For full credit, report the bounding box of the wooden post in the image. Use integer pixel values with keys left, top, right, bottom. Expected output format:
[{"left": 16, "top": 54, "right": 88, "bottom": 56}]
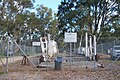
[{"left": 21, "top": 55, "right": 30, "bottom": 65}]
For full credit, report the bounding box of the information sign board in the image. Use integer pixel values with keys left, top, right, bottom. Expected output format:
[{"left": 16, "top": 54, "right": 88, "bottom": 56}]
[
  {"left": 32, "top": 42, "right": 40, "bottom": 46},
  {"left": 64, "top": 32, "right": 77, "bottom": 42}
]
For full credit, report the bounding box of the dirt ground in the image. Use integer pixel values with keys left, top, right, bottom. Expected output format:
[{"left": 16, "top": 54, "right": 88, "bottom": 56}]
[{"left": 0, "top": 54, "right": 120, "bottom": 80}]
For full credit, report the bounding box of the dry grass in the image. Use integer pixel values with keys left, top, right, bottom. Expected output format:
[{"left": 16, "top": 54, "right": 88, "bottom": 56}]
[{"left": 0, "top": 54, "right": 120, "bottom": 80}]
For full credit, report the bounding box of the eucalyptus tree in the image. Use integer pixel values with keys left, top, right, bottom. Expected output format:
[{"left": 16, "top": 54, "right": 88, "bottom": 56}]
[
  {"left": 57, "top": 0, "right": 120, "bottom": 39},
  {"left": 35, "top": 5, "right": 55, "bottom": 37},
  {"left": 0, "top": 0, "right": 34, "bottom": 39},
  {"left": 47, "top": 13, "right": 59, "bottom": 40}
]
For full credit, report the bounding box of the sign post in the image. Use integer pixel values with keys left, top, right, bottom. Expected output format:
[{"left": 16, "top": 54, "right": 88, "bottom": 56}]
[
  {"left": 93, "top": 35, "right": 96, "bottom": 69},
  {"left": 64, "top": 32, "right": 77, "bottom": 69}
]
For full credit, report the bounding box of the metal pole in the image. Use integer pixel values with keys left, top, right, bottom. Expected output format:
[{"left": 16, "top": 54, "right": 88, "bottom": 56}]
[
  {"left": 13, "top": 40, "right": 36, "bottom": 68},
  {"left": 12, "top": 41, "right": 15, "bottom": 69},
  {"left": 89, "top": 36, "right": 92, "bottom": 60},
  {"left": 74, "top": 43, "right": 75, "bottom": 54},
  {"left": 85, "top": 32, "right": 88, "bottom": 57},
  {"left": 85, "top": 32, "right": 88, "bottom": 68},
  {"left": 46, "top": 43, "right": 48, "bottom": 71},
  {"left": 6, "top": 37, "right": 9, "bottom": 72},
  {"left": 70, "top": 42, "right": 72, "bottom": 69},
  {"left": 46, "top": 34, "right": 50, "bottom": 71},
  {"left": 93, "top": 35, "right": 96, "bottom": 69}
]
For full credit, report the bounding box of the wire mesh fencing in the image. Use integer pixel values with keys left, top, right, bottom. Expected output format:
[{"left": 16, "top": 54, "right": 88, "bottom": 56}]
[
  {"left": 0, "top": 37, "right": 120, "bottom": 72},
  {"left": 96, "top": 40, "right": 120, "bottom": 54}
]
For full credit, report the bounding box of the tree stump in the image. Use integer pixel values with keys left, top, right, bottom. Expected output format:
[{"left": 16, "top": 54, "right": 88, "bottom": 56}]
[{"left": 21, "top": 55, "right": 30, "bottom": 65}]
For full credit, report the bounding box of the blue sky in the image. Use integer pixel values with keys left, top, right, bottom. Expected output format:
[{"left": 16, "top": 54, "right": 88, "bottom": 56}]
[{"left": 34, "top": 0, "right": 61, "bottom": 12}]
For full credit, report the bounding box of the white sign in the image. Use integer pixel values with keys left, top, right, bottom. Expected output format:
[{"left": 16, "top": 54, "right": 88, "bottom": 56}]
[
  {"left": 64, "top": 32, "right": 77, "bottom": 42},
  {"left": 32, "top": 42, "right": 41, "bottom": 46}
]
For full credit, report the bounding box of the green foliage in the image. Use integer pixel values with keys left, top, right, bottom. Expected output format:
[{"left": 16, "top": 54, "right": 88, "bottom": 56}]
[
  {"left": 0, "top": 0, "right": 33, "bottom": 37},
  {"left": 35, "top": 5, "right": 57, "bottom": 37},
  {"left": 57, "top": 0, "right": 120, "bottom": 38},
  {"left": 0, "top": 0, "right": 61, "bottom": 51}
]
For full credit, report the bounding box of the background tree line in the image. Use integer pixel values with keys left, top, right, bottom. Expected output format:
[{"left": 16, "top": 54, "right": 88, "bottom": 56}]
[
  {"left": 0, "top": 0, "right": 59, "bottom": 44},
  {"left": 57, "top": 0, "right": 120, "bottom": 45},
  {"left": 0, "top": 0, "right": 119, "bottom": 47}
]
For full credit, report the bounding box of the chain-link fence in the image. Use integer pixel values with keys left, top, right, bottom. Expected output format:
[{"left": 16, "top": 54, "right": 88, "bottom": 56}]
[
  {"left": 0, "top": 36, "right": 120, "bottom": 72},
  {"left": 0, "top": 39, "right": 42, "bottom": 72},
  {"left": 96, "top": 40, "right": 120, "bottom": 55},
  {"left": 0, "top": 41, "right": 42, "bottom": 56},
  {"left": 16, "top": 45, "right": 41, "bottom": 56}
]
